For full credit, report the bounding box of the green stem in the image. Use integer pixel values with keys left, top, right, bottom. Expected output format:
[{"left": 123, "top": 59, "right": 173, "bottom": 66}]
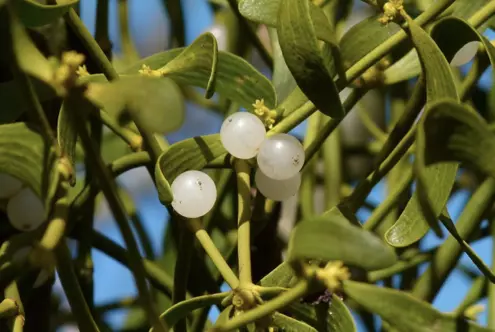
[
  {"left": 323, "top": 127, "right": 342, "bottom": 209},
  {"left": 188, "top": 219, "right": 239, "bottom": 289},
  {"left": 467, "top": 0, "right": 495, "bottom": 27},
  {"left": 454, "top": 276, "right": 487, "bottom": 316},
  {"left": 300, "top": 112, "right": 321, "bottom": 219},
  {"left": 234, "top": 159, "right": 253, "bottom": 287},
  {"left": 71, "top": 92, "right": 166, "bottom": 332},
  {"left": 488, "top": 219, "right": 495, "bottom": 328},
  {"left": 55, "top": 242, "right": 99, "bottom": 332},
  {"left": 86, "top": 230, "right": 174, "bottom": 297},
  {"left": 226, "top": 0, "right": 273, "bottom": 68},
  {"left": 172, "top": 227, "right": 194, "bottom": 332},
  {"left": 363, "top": 166, "right": 413, "bottom": 231},
  {"left": 212, "top": 279, "right": 312, "bottom": 332},
  {"left": 39, "top": 182, "right": 70, "bottom": 250},
  {"left": 98, "top": 110, "right": 143, "bottom": 151},
  {"left": 337, "top": 0, "right": 455, "bottom": 88},
  {"left": 0, "top": 299, "right": 17, "bottom": 318},
  {"left": 118, "top": 0, "right": 140, "bottom": 62},
  {"left": 95, "top": 0, "right": 111, "bottom": 59},
  {"left": 412, "top": 178, "right": 495, "bottom": 302},
  {"left": 4, "top": 282, "right": 24, "bottom": 332}
]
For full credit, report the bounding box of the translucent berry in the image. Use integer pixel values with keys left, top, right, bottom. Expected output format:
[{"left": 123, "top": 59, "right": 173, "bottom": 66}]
[
  {"left": 257, "top": 133, "right": 305, "bottom": 180},
  {"left": 450, "top": 41, "right": 479, "bottom": 67},
  {"left": 0, "top": 173, "right": 23, "bottom": 199},
  {"left": 220, "top": 112, "right": 266, "bottom": 159},
  {"left": 7, "top": 188, "right": 46, "bottom": 231},
  {"left": 255, "top": 168, "right": 301, "bottom": 201},
  {"left": 171, "top": 170, "right": 217, "bottom": 218}
]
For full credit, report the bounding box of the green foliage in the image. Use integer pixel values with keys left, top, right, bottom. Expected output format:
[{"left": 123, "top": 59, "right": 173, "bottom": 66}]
[{"left": 2, "top": 0, "right": 495, "bottom": 331}]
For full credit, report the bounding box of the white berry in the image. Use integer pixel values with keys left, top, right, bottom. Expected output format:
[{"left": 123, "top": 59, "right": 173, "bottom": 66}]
[
  {"left": 7, "top": 187, "right": 46, "bottom": 231},
  {"left": 257, "top": 133, "right": 305, "bottom": 180},
  {"left": 0, "top": 173, "right": 23, "bottom": 199},
  {"left": 171, "top": 170, "right": 217, "bottom": 218},
  {"left": 255, "top": 168, "right": 301, "bottom": 201},
  {"left": 450, "top": 41, "right": 479, "bottom": 67},
  {"left": 220, "top": 112, "right": 266, "bottom": 159}
]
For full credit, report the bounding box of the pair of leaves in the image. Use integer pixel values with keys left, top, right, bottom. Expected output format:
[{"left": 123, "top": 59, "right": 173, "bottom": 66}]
[
  {"left": 384, "top": 16, "right": 460, "bottom": 247},
  {"left": 276, "top": 0, "right": 344, "bottom": 119},
  {"left": 288, "top": 214, "right": 397, "bottom": 271},
  {"left": 344, "top": 281, "right": 491, "bottom": 332},
  {"left": 124, "top": 33, "right": 277, "bottom": 110}
]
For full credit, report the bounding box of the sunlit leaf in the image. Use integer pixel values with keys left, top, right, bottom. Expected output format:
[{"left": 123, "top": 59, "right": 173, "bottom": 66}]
[
  {"left": 124, "top": 47, "right": 276, "bottom": 110},
  {"left": 288, "top": 215, "right": 397, "bottom": 270},
  {"left": 344, "top": 281, "right": 491, "bottom": 332},
  {"left": 85, "top": 76, "right": 185, "bottom": 134},
  {"left": 259, "top": 262, "right": 298, "bottom": 288},
  {"left": 272, "top": 313, "right": 317, "bottom": 332},
  {"left": 12, "top": 0, "right": 78, "bottom": 27},
  {"left": 277, "top": 0, "right": 344, "bottom": 118},
  {"left": 160, "top": 32, "right": 218, "bottom": 98}
]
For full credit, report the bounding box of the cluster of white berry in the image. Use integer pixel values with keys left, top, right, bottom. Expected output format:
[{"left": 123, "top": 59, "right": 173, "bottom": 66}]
[
  {"left": 171, "top": 111, "right": 304, "bottom": 218},
  {"left": 0, "top": 173, "right": 46, "bottom": 232}
]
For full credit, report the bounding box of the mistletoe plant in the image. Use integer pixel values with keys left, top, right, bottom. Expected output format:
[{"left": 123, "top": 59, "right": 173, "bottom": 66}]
[{"left": 1, "top": 0, "right": 495, "bottom": 331}]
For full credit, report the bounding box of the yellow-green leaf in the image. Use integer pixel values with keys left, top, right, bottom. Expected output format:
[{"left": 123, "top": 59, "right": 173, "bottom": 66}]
[
  {"left": 85, "top": 76, "right": 185, "bottom": 134},
  {"left": 288, "top": 215, "right": 397, "bottom": 270},
  {"left": 160, "top": 32, "right": 218, "bottom": 99},
  {"left": 124, "top": 48, "right": 276, "bottom": 110},
  {"left": 343, "top": 281, "right": 491, "bottom": 332}
]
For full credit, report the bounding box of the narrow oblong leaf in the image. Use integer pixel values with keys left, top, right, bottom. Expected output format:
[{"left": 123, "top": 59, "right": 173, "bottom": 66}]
[
  {"left": 238, "top": 0, "right": 335, "bottom": 44},
  {"left": 155, "top": 134, "right": 226, "bottom": 203},
  {"left": 277, "top": 0, "right": 344, "bottom": 118},
  {"left": 343, "top": 281, "right": 492, "bottom": 332},
  {"left": 340, "top": 15, "right": 401, "bottom": 70},
  {"left": 12, "top": 0, "right": 79, "bottom": 27},
  {"left": 85, "top": 76, "right": 185, "bottom": 134},
  {"left": 0, "top": 123, "right": 58, "bottom": 216},
  {"left": 288, "top": 215, "right": 397, "bottom": 271},
  {"left": 151, "top": 293, "right": 227, "bottom": 331},
  {"left": 160, "top": 32, "right": 218, "bottom": 99},
  {"left": 385, "top": 16, "right": 460, "bottom": 247},
  {"left": 124, "top": 48, "right": 276, "bottom": 110},
  {"left": 259, "top": 262, "right": 298, "bottom": 288}
]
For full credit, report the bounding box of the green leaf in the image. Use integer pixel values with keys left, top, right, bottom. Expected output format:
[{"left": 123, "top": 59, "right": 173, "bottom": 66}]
[
  {"left": 12, "top": 0, "right": 79, "bottom": 27},
  {"left": 3, "top": 7, "right": 53, "bottom": 84},
  {"left": 0, "top": 123, "right": 58, "bottom": 217},
  {"left": 287, "top": 297, "right": 356, "bottom": 332},
  {"left": 213, "top": 305, "right": 234, "bottom": 328},
  {"left": 259, "top": 262, "right": 298, "bottom": 288},
  {"left": 287, "top": 215, "right": 397, "bottom": 270},
  {"left": 238, "top": 0, "right": 336, "bottom": 44},
  {"left": 343, "top": 281, "right": 492, "bottom": 332},
  {"left": 0, "top": 78, "right": 55, "bottom": 124},
  {"left": 57, "top": 99, "right": 78, "bottom": 175},
  {"left": 339, "top": 15, "right": 401, "bottom": 70},
  {"left": 272, "top": 313, "right": 317, "bottom": 332},
  {"left": 151, "top": 293, "right": 227, "bottom": 331},
  {"left": 269, "top": 27, "right": 297, "bottom": 103},
  {"left": 85, "top": 76, "right": 185, "bottom": 134},
  {"left": 160, "top": 33, "right": 218, "bottom": 99},
  {"left": 155, "top": 134, "right": 226, "bottom": 203},
  {"left": 123, "top": 48, "right": 276, "bottom": 110},
  {"left": 384, "top": 17, "right": 460, "bottom": 247},
  {"left": 277, "top": 0, "right": 344, "bottom": 118}
]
